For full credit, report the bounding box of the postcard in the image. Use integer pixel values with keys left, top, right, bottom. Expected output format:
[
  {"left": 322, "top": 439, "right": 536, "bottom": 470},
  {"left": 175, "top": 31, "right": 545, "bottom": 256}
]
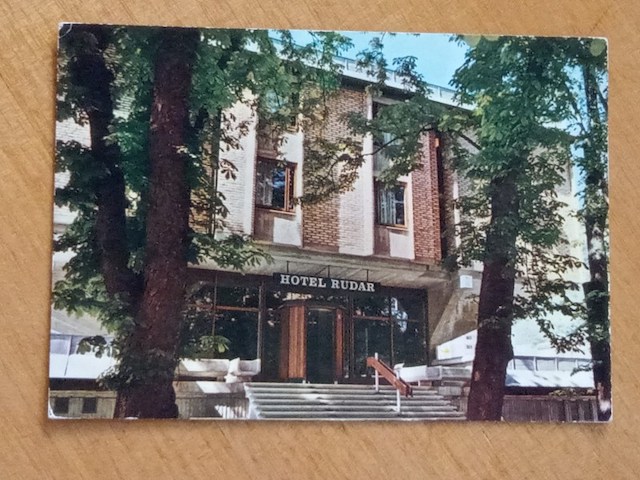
[{"left": 50, "top": 23, "right": 610, "bottom": 421}]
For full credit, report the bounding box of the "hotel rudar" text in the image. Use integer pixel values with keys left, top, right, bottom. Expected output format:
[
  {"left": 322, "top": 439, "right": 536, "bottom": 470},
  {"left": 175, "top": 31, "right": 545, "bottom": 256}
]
[{"left": 274, "top": 273, "right": 377, "bottom": 292}]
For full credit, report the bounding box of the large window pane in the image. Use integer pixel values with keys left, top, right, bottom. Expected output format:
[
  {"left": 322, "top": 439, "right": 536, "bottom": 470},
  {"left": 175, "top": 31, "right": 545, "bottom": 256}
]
[
  {"left": 183, "top": 282, "right": 259, "bottom": 360},
  {"left": 255, "top": 159, "right": 294, "bottom": 210},
  {"left": 353, "top": 295, "right": 389, "bottom": 318},
  {"left": 390, "top": 294, "right": 424, "bottom": 322},
  {"left": 216, "top": 285, "right": 259, "bottom": 308},
  {"left": 262, "top": 309, "right": 281, "bottom": 380},
  {"left": 215, "top": 311, "right": 258, "bottom": 360},
  {"left": 376, "top": 184, "right": 405, "bottom": 226},
  {"left": 393, "top": 320, "right": 425, "bottom": 366},
  {"left": 187, "top": 282, "right": 215, "bottom": 303},
  {"left": 354, "top": 319, "right": 391, "bottom": 377}
]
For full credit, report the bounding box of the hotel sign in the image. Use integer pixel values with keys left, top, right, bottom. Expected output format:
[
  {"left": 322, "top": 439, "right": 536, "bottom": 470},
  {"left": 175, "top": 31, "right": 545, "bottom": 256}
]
[{"left": 273, "top": 273, "right": 379, "bottom": 293}]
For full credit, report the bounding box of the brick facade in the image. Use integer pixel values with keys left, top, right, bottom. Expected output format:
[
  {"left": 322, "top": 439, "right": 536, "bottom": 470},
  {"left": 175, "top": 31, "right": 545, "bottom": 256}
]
[
  {"left": 439, "top": 138, "right": 457, "bottom": 264},
  {"left": 302, "top": 87, "right": 367, "bottom": 251},
  {"left": 412, "top": 130, "right": 442, "bottom": 263}
]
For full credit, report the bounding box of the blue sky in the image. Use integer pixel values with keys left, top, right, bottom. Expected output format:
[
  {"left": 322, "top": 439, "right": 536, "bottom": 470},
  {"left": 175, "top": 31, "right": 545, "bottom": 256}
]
[{"left": 289, "top": 30, "right": 469, "bottom": 89}]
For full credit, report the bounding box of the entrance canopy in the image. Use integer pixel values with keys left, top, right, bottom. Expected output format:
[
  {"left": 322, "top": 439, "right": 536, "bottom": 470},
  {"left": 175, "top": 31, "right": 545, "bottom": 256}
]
[{"left": 195, "top": 244, "right": 450, "bottom": 290}]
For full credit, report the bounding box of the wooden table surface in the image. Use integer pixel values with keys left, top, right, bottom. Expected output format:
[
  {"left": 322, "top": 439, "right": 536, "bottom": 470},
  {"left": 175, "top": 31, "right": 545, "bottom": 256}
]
[{"left": 1, "top": 1, "right": 638, "bottom": 478}]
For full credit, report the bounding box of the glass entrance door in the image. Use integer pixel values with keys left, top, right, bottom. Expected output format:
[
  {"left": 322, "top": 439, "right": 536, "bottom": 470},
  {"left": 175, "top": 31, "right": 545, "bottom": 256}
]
[{"left": 306, "top": 308, "right": 335, "bottom": 383}]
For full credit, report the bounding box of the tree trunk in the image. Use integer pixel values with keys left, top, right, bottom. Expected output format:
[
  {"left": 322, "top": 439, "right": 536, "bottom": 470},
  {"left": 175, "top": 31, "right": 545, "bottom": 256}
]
[
  {"left": 467, "top": 174, "right": 518, "bottom": 421},
  {"left": 582, "top": 61, "right": 611, "bottom": 421},
  {"left": 114, "top": 29, "right": 199, "bottom": 418},
  {"left": 584, "top": 280, "right": 611, "bottom": 420},
  {"left": 69, "top": 26, "right": 141, "bottom": 300}
]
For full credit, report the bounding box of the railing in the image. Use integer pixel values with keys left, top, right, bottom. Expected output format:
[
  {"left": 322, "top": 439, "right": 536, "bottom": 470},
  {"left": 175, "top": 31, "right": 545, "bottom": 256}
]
[
  {"left": 49, "top": 390, "right": 248, "bottom": 419},
  {"left": 367, "top": 353, "right": 413, "bottom": 412},
  {"left": 266, "top": 36, "right": 467, "bottom": 109}
]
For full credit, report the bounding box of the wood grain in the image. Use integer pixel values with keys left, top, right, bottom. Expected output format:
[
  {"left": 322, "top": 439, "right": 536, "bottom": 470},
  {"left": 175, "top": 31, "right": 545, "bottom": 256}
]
[{"left": 1, "top": 1, "right": 638, "bottom": 478}]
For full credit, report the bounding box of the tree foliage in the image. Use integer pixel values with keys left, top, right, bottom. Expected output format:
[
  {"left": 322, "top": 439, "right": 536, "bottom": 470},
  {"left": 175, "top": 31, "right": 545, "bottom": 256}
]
[
  {"left": 447, "top": 36, "right": 594, "bottom": 420},
  {"left": 544, "top": 38, "right": 610, "bottom": 419},
  {"left": 53, "top": 25, "right": 354, "bottom": 416}
]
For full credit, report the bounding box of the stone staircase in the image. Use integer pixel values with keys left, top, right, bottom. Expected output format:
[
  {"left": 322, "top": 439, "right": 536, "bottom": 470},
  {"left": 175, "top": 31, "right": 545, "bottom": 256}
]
[{"left": 244, "top": 382, "right": 466, "bottom": 421}]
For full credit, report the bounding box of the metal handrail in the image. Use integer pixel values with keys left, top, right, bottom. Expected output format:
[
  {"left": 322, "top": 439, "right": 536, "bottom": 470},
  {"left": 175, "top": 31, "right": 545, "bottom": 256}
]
[{"left": 367, "top": 353, "right": 413, "bottom": 412}]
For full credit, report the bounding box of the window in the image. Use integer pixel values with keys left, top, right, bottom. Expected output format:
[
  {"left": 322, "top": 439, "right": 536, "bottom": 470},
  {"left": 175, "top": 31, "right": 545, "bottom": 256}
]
[
  {"left": 391, "top": 294, "right": 426, "bottom": 366},
  {"left": 372, "top": 100, "right": 402, "bottom": 174},
  {"left": 354, "top": 319, "right": 392, "bottom": 377},
  {"left": 393, "top": 320, "right": 424, "bottom": 367},
  {"left": 376, "top": 183, "right": 406, "bottom": 226},
  {"left": 81, "top": 397, "right": 97, "bottom": 414},
  {"left": 262, "top": 90, "right": 299, "bottom": 129},
  {"left": 185, "top": 283, "right": 260, "bottom": 361},
  {"left": 373, "top": 132, "right": 395, "bottom": 173},
  {"left": 262, "top": 309, "right": 282, "bottom": 380},
  {"left": 53, "top": 397, "right": 69, "bottom": 415},
  {"left": 352, "top": 293, "right": 426, "bottom": 376},
  {"left": 255, "top": 158, "right": 295, "bottom": 211},
  {"left": 214, "top": 311, "right": 259, "bottom": 360}
]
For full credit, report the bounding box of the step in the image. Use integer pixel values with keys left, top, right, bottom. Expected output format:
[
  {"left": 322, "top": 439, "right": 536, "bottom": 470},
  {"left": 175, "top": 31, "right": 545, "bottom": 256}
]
[
  {"left": 251, "top": 399, "right": 453, "bottom": 407},
  {"left": 246, "top": 383, "right": 438, "bottom": 393},
  {"left": 244, "top": 382, "right": 464, "bottom": 420},
  {"left": 244, "top": 389, "right": 441, "bottom": 396},
  {"left": 245, "top": 387, "right": 439, "bottom": 396},
  {"left": 258, "top": 405, "right": 457, "bottom": 412},
  {"left": 245, "top": 388, "right": 441, "bottom": 398},
  {"left": 248, "top": 382, "right": 422, "bottom": 388},
  {"left": 248, "top": 395, "right": 450, "bottom": 403},
  {"left": 258, "top": 410, "right": 466, "bottom": 419}
]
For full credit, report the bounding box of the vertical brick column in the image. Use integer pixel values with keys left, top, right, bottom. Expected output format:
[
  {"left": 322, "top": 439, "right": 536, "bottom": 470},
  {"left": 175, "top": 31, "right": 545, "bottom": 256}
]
[
  {"left": 412, "top": 130, "right": 442, "bottom": 263},
  {"left": 302, "top": 88, "right": 367, "bottom": 251}
]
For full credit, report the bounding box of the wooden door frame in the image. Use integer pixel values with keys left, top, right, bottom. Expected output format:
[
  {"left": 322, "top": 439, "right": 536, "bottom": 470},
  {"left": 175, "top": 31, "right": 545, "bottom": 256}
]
[{"left": 279, "top": 301, "right": 346, "bottom": 383}]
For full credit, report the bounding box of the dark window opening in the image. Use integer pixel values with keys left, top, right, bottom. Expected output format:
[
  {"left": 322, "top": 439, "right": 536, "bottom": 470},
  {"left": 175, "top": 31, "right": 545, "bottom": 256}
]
[
  {"left": 255, "top": 158, "right": 295, "bottom": 211},
  {"left": 393, "top": 320, "right": 425, "bottom": 367},
  {"left": 184, "top": 282, "right": 261, "bottom": 361},
  {"left": 262, "top": 90, "right": 299, "bottom": 128},
  {"left": 372, "top": 101, "right": 405, "bottom": 174},
  {"left": 53, "top": 397, "right": 69, "bottom": 415},
  {"left": 214, "top": 311, "right": 259, "bottom": 360},
  {"left": 354, "top": 319, "right": 391, "bottom": 377},
  {"left": 376, "top": 183, "right": 406, "bottom": 226},
  {"left": 352, "top": 292, "right": 427, "bottom": 377},
  {"left": 353, "top": 294, "right": 390, "bottom": 319},
  {"left": 262, "top": 309, "right": 281, "bottom": 380},
  {"left": 185, "top": 276, "right": 428, "bottom": 384},
  {"left": 81, "top": 397, "right": 97, "bottom": 414}
]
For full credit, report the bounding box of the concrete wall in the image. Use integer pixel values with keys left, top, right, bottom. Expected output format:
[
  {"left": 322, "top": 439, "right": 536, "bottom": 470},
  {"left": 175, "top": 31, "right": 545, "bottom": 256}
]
[
  {"left": 49, "top": 390, "right": 248, "bottom": 420},
  {"left": 216, "top": 100, "right": 259, "bottom": 236}
]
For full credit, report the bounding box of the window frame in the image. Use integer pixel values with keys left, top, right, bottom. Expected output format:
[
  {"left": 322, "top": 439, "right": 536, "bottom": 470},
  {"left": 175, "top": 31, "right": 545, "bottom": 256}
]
[
  {"left": 81, "top": 397, "right": 98, "bottom": 414},
  {"left": 352, "top": 293, "right": 426, "bottom": 375},
  {"left": 374, "top": 181, "right": 407, "bottom": 228},
  {"left": 262, "top": 90, "right": 300, "bottom": 131},
  {"left": 254, "top": 157, "right": 296, "bottom": 213},
  {"left": 186, "top": 283, "right": 261, "bottom": 361},
  {"left": 53, "top": 397, "right": 70, "bottom": 415}
]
